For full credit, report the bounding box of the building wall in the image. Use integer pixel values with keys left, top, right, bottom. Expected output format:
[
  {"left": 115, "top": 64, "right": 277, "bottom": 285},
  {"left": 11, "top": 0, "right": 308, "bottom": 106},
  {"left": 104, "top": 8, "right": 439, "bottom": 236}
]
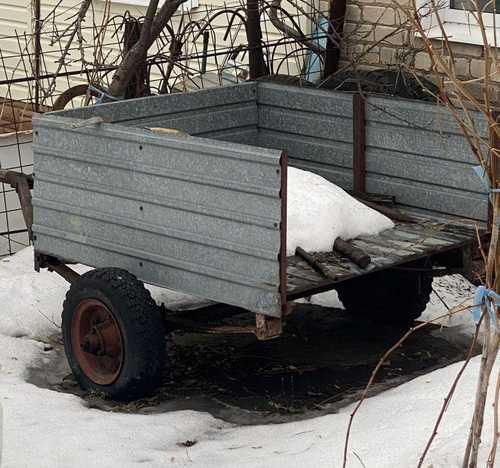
[{"left": 332, "top": 0, "right": 500, "bottom": 104}]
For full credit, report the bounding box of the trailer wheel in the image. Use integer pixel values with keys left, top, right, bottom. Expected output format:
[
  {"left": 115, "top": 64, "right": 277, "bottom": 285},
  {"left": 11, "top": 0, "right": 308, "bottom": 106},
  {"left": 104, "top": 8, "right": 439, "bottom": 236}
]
[
  {"left": 52, "top": 84, "right": 99, "bottom": 110},
  {"left": 335, "top": 263, "right": 433, "bottom": 324},
  {"left": 62, "top": 268, "right": 166, "bottom": 400}
]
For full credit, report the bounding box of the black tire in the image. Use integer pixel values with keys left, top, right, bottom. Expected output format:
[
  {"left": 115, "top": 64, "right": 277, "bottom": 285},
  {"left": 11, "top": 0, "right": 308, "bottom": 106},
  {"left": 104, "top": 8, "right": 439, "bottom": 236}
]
[
  {"left": 52, "top": 84, "right": 99, "bottom": 110},
  {"left": 62, "top": 268, "right": 166, "bottom": 400},
  {"left": 335, "top": 263, "right": 433, "bottom": 324},
  {"left": 256, "top": 74, "right": 315, "bottom": 87}
]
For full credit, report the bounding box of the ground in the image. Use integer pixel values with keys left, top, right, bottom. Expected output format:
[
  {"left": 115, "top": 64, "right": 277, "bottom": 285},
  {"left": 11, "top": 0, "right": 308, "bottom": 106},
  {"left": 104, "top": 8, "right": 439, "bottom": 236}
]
[{"left": 0, "top": 248, "right": 497, "bottom": 467}]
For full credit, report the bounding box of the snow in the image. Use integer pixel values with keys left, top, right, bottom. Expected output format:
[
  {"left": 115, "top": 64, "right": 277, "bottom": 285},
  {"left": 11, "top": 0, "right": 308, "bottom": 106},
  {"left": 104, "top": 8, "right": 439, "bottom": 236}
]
[
  {"left": 421, "top": 274, "right": 477, "bottom": 330},
  {"left": 286, "top": 168, "right": 394, "bottom": 255},
  {"left": 0, "top": 248, "right": 209, "bottom": 342},
  {"left": 0, "top": 248, "right": 497, "bottom": 467},
  {"left": 0, "top": 247, "right": 73, "bottom": 341},
  {"left": 297, "top": 289, "right": 345, "bottom": 309}
]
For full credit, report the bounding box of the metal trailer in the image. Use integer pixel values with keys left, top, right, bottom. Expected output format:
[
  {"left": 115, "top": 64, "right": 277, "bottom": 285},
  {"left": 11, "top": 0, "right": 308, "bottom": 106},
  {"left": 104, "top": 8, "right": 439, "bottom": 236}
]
[{"left": 0, "top": 82, "right": 488, "bottom": 400}]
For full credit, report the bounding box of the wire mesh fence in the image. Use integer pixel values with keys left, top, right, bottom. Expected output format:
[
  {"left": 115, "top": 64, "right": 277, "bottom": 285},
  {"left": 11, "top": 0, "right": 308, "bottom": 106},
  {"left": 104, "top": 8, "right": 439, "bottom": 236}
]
[{"left": 0, "top": 0, "right": 331, "bottom": 256}]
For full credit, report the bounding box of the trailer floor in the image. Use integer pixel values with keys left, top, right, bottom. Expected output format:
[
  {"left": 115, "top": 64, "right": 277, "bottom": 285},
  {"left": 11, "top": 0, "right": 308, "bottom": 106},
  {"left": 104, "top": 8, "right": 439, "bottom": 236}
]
[
  {"left": 27, "top": 301, "right": 478, "bottom": 426},
  {"left": 287, "top": 214, "right": 478, "bottom": 299}
]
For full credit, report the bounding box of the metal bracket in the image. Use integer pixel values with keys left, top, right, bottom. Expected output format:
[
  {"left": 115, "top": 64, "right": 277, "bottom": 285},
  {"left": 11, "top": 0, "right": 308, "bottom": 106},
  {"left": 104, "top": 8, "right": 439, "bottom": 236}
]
[
  {"left": 0, "top": 170, "right": 34, "bottom": 240},
  {"left": 255, "top": 313, "right": 282, "bottom": 340},
  {"left": 35, "top": 251, "right": 80, "bottom": 283},
  {"left": 161, "top": 307, "right": 284, "bottom": 340}
]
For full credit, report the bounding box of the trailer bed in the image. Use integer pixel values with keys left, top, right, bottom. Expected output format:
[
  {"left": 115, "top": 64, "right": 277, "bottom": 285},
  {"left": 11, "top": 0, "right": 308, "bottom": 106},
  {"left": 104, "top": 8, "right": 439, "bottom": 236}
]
[
  {"left": 32, "top": 82, "right": 488, "bottom": 319},
  {"left": 286, "top": 213, "right": 478, "bottom": 300}
]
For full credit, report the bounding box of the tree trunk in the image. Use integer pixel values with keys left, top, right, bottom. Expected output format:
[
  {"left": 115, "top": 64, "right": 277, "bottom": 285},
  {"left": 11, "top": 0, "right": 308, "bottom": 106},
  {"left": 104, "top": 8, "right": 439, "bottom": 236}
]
[
  {"left": 323, "top": 0, "right": 347, "bottom": 78},
  {"left": 107, "top": 0, "right": 185, "bottom": 98},
  {"left": 123, "top": 19, "right": 149, "bottom": 99},
  {"left": 463, "top": 112, "right": 500, "bottom": 468},
  {"left": 246, "top": 0, "right": 268, "bottom": 79}
]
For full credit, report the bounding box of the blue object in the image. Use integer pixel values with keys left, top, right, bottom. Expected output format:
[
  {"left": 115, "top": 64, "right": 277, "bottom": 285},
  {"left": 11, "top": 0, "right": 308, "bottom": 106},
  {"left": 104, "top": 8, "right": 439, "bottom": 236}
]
[
  {"left": 471, "top": 285, "right": 500, "bottom": 328},
  {"left": 88, "top": 84, "right": 122, "bottom": 105},
  {"left": 473, "top": 165, "right": 500, "bottom": 203},
  {"left": 303, "top": 17, "right": 329, "bottom": 82}
]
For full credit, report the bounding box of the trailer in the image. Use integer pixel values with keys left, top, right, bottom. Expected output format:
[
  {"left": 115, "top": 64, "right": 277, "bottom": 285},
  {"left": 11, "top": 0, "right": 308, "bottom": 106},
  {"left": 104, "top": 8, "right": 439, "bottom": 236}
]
[{"left": 1, "top": 82, "right": 488, "bottom": 400}]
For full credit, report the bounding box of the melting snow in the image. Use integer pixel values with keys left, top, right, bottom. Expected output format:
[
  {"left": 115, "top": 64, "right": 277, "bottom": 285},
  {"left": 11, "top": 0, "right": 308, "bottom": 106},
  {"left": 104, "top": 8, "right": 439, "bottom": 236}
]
[
  {"left": 0, "top": 249, "right": 495, "bottom": 468},
  {"left": 286, "top": 167, "right": 394, "bottom": 255}
]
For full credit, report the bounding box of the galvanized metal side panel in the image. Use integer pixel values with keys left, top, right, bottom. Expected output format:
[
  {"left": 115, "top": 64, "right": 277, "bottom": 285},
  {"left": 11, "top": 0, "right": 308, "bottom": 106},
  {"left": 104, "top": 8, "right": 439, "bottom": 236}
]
[
  {"left": 257, "top": 83, "right": 489, "bottom": 222},
  {"left": 258, "top": 83, "right": 353, "bottom": 117},
  {"left": 366, "top": 95, "right": 489, "bottom": 138},
  {"left": 57, "top": 83, "right": 259, "bottom": 145},
  {"left": 32, "top": 115, "right": 284, "bottom": 316},
  {"left": 365, "top": 175, "right": 487, "bottom": 220},
  {"left": 364, "top": 95, "right": 489, "bottom": 222},
  {"left": 257, "top": 83, "right": 354, "bottom": 178}
]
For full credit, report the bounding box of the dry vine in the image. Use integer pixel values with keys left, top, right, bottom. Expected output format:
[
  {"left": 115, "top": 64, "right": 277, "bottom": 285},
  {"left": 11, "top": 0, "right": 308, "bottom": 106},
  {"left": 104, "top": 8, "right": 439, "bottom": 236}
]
[
  {"left": 342, "top": 1, "right": 500, "bottom": 466},
  {"left": 341, "top": 302, "right": 481, "bottom": 468}
]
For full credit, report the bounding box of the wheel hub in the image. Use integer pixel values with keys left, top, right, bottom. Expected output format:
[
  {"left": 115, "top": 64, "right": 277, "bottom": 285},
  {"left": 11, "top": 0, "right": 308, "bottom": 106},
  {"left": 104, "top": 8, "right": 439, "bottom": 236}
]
[{"left": 71, "top": 299, "right": 124, "bottom": 385}]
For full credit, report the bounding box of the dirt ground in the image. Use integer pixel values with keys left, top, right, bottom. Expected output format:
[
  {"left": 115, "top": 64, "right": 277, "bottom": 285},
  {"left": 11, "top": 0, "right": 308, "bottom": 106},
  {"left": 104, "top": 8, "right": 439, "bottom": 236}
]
[{"left": 28, "top": 303, "right": 478, "bottom": 426}]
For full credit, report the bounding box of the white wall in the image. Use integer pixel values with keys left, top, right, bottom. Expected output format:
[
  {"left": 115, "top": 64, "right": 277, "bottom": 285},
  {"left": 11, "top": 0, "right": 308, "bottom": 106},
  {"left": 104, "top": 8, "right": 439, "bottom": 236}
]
[{"left": 0, "top": 130, "right": 32, "bottom": 255}]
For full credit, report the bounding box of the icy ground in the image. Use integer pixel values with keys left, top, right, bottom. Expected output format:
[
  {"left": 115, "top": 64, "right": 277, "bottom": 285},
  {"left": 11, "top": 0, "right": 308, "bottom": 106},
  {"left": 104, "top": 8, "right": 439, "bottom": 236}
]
[
  {"left": 286, "top": 167, "right": 394, "bottom": 254},
  {"left": 0, "top": 248, "right": 498, "bottom": 468}
]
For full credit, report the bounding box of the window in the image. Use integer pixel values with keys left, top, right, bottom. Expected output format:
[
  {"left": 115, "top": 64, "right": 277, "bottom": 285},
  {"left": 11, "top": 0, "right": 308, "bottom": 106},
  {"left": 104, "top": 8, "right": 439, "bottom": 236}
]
[{"left": 418, "top": 0, "right": 500, "bottom": 45}]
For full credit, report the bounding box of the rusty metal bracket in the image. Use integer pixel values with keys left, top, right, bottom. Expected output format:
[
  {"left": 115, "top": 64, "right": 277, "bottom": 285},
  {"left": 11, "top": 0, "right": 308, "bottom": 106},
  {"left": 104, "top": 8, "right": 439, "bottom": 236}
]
[
  {"left": 0, "top": 170, "right": 34, "bottom": 240},
  {"left": 162, "top": 309, "right": 283, "bottom": 340},
  {"left": 35, "top": 252, "right": 80, "bottom": 283},
  {"left": 255, "top": 313, "right": 282, "bottom": 340}
]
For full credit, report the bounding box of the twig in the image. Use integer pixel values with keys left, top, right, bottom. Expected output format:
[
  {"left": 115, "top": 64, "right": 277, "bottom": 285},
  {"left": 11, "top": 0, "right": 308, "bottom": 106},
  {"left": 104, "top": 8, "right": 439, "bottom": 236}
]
[
  {"left": 417, "top": 314, "right": 483, "bottom": 468},
  {"left": 36, "top": 309, "right": 61, "bottom": 330},
  {"left": 431, "top": 286, "right": 451, "bottom": 312},
  {"left": 352, "top": 450, "right": 367, "bottom": 468},
  {"left": 341, "top": 301, "right": 476, "bottom": 468},
  {"left": 487, "top": 369, "right": 500, "bottom": 467},
  {"left": 463, "top": 314, "right": 500, "bottom": 468}
]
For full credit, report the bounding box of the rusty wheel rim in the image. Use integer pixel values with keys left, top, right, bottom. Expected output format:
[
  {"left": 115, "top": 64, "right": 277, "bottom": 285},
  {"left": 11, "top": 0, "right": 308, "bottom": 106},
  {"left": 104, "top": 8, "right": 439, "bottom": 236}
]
[{"left": 71, "top": 299, "right": 124, "bottom": 385}]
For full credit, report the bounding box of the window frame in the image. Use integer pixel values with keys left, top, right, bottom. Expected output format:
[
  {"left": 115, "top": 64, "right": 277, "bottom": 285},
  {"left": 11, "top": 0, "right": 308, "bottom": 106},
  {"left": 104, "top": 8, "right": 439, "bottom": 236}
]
[{"left": 417, "top": 0, "right": 500, "bottom": 45}]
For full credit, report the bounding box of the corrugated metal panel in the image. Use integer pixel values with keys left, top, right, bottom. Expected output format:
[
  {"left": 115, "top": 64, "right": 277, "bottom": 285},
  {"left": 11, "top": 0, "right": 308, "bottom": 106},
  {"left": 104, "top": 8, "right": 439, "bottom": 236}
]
[
  {"left": 366, "top": 95, "right": 489, "bottom": 138},
  {"left": 32, "top": 114, "right": 284, "bottom": 317},
  {"left": 257, "top": 82, "right": 489, "bottom": 222},
  {"left": 258, "top": 83, "right": 354, "bottom": 190},
  {"left": 364, "top": 95, "right": 489, "bottom": 222},
  {"left": 57, "top": 83, "right": 259, "bottom": 145}
]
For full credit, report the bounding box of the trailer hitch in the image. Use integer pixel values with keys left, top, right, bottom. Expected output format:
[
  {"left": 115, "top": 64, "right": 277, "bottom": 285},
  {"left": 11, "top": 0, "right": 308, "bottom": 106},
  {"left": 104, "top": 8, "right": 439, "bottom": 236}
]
[
  {"left": 0, "top": 169, "right": 34, "bottom": 240},
  {"left": 0, "top": 169, "right": 81, "bottom": 283}
]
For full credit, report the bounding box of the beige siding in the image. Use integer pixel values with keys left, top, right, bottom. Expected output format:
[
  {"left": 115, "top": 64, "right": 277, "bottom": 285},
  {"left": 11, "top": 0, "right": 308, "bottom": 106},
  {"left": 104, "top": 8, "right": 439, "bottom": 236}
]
[{"left": 0, "top": 0, "right": 312, "bottom": 103}]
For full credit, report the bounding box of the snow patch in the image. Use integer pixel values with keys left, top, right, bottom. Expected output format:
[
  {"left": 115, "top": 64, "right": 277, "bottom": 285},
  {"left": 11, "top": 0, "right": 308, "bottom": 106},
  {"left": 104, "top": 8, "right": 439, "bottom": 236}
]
[
  {"left": 286, "top": 167, "right": 394, "bottom": 255},
  {"left": 297, "top": 290, "right": 345, "bottom": 309},
  {"left": 147, "top": 284, "right": 212, "bottom": 311},
  {"left": 0, "top": 248, "right": 73, "bottom": 340},
  {"left": 0, "top": 247, "right": 209, "bottom": 343},
  {"left": 423, "top": 275, "right": 477, "bottom": 333},
  {"left": 0, "top": 248, "right": 497, "bottom": 467}
]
